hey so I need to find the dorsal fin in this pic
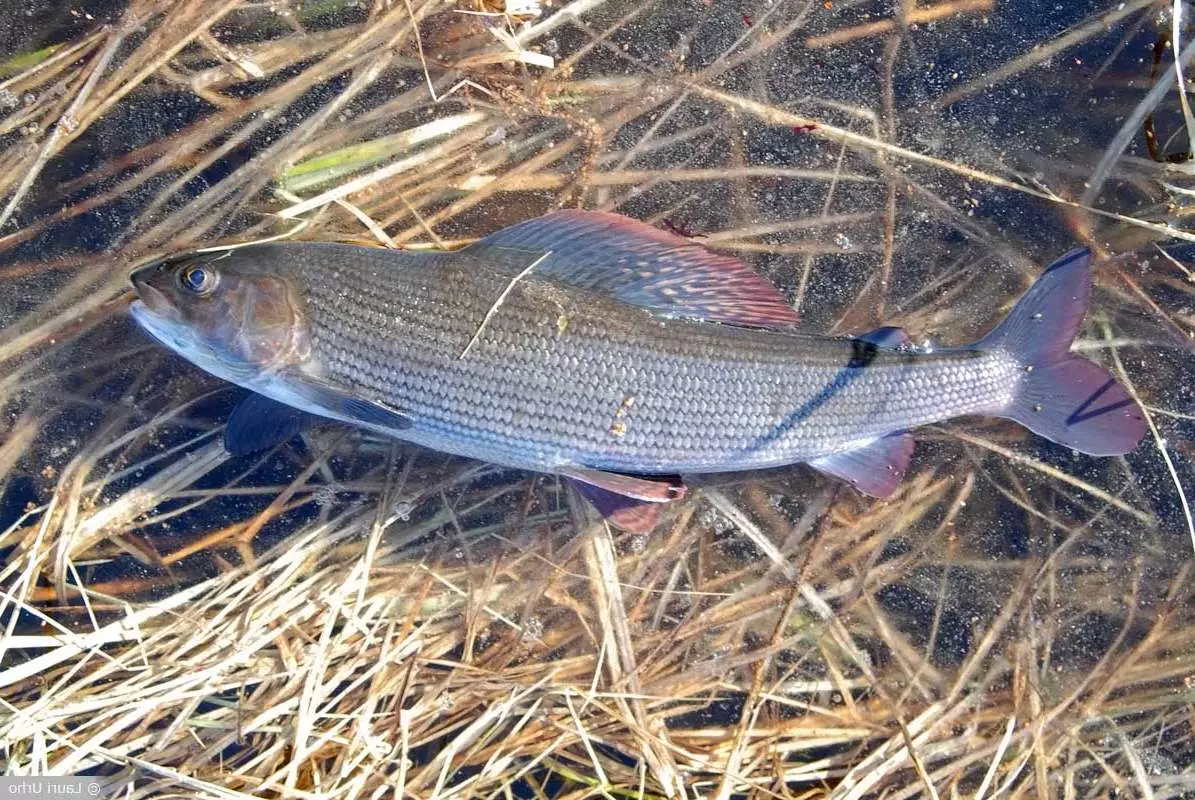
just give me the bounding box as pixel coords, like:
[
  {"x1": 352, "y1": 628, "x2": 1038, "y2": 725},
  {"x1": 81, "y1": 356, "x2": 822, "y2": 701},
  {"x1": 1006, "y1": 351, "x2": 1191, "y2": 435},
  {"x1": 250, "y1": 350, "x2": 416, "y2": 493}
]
[{"x1": 466, "y1": 210, "x2": 800, "y2": 328}]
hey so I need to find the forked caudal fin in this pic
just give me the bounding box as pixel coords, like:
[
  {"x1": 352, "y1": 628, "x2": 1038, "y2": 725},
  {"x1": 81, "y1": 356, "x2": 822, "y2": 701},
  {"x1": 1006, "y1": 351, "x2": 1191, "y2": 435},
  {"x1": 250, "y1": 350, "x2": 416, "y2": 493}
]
[{"x1": 977, "y1": 248, "x2": 1145, "y2": 456}]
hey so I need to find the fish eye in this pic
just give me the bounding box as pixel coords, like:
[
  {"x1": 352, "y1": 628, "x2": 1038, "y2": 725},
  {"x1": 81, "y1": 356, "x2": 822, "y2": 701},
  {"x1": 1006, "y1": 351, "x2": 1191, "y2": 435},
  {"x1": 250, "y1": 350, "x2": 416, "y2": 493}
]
[{"x1": 178, "y1": 264, "x2": 218, "y2": 295}]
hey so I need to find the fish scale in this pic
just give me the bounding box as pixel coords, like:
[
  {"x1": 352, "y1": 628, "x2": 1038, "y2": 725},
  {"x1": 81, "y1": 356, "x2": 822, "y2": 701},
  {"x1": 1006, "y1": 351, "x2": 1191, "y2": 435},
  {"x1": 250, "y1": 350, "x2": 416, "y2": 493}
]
[{"x1": 284, "y1": 243, "x2": 1017, "y2": 474}]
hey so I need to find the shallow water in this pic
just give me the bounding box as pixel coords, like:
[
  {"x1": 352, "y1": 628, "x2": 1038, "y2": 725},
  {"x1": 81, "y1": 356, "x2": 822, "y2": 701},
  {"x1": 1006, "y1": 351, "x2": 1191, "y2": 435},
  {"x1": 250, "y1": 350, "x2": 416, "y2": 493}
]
[{"x1": 1, "y1": 0, "x2": 1194, "y2": 796}]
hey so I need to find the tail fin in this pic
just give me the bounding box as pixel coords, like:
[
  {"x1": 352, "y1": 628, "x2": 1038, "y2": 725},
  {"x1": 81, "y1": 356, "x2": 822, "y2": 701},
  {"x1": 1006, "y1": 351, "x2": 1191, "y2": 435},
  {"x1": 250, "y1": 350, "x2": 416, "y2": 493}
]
[{"x1": 977, "y1": 248, "x2": 1145, "y2": 456}]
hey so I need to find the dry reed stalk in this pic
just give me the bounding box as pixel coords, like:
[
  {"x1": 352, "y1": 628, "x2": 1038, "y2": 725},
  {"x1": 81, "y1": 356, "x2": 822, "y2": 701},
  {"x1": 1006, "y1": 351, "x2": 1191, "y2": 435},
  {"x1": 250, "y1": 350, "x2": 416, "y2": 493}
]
[{"x1": 805, "y1": 0, "x2": 995, "y2": 49}]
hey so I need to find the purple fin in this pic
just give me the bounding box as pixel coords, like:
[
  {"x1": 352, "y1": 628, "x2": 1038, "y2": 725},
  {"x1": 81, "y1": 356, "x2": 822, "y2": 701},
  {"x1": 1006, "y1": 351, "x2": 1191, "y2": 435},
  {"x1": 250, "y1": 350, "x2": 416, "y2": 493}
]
[
  {"x1": 857, "y1": 326, "x2": 911, "y2": 349},
  {"x1": 566, "y1": 478, "x2": 666, "y2": 532},
  {"x1": 557, "y1": 465, "x2": 685, "y2": 502},
  {"x1": 809, "y1": 432, "x2": 914, "y2": 498},
  {"x1": 976, "y1": 248, "x2": 1146, "y2": 455},
  {"x1": 1002, "y1": 358, "x2": 1145, "y2": 456},
  {"x1": 468, "y1": 210, "x2": 800, "y2": 328},
  {"x1": 225, "y1": 393, "x2": 305, "y2": 455},
  {"x1": 977, "y1": 248, "x2": 1092, "y2": 361}
]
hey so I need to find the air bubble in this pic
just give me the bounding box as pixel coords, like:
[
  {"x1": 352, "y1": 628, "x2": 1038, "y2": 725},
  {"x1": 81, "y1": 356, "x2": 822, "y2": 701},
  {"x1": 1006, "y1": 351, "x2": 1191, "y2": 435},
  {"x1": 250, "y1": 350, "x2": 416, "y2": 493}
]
[
  {"x1": 313, "y1": 485, "x2": 338, "y2": 509},
  {"x1": 484, "y1": 126, "x2": 507, "y2": 146},
  {"x1": 520, "y1": 616, "x2": 544, "y2": 644}
]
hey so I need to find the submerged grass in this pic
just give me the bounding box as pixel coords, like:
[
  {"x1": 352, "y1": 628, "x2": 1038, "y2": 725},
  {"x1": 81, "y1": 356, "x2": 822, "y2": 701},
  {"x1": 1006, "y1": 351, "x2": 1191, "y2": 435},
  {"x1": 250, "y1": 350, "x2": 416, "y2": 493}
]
[{"x1": 1, "y1": 0, "x2": 1194, "y2": 796}]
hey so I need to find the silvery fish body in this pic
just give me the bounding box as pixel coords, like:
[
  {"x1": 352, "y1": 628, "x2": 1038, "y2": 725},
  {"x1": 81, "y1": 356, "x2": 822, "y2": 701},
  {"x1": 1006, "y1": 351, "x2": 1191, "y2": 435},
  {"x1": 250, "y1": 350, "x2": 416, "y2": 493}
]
[
  {"x1": 296, "y1": 246, "x2": 1007, "y2": 473},
  {"x1": 129, "y1": 210, "x2": 1145, "y2": 517}
]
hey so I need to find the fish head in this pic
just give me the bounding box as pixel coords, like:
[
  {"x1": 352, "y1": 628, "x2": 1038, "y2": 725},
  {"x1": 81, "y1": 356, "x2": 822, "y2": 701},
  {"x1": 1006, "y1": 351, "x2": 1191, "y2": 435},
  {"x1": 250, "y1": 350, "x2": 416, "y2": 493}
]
[{"x1": 129, "y1": 247, "x2": 311, "y2": 382}]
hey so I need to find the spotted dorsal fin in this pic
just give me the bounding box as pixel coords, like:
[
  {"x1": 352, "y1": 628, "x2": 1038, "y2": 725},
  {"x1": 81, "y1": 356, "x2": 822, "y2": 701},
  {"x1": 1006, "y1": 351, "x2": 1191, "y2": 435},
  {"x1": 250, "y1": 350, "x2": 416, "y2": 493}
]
[{"x1": 465, "y1": 210, "x2": 800, "y2": 328}]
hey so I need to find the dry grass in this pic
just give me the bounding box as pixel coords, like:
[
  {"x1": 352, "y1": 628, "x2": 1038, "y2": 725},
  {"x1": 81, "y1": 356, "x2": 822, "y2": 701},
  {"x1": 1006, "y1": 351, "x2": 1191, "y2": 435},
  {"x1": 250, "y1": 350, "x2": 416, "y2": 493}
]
[{"x1": 1, "y1": 0, "x2": 1194, "y2": 797}]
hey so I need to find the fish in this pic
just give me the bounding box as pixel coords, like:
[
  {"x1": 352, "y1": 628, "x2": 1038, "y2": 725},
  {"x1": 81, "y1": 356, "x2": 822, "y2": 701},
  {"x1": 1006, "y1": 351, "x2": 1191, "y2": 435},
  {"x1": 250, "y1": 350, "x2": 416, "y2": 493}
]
[{"x1": 128, "y1": 210, "x2": 1146, "y2": 529}]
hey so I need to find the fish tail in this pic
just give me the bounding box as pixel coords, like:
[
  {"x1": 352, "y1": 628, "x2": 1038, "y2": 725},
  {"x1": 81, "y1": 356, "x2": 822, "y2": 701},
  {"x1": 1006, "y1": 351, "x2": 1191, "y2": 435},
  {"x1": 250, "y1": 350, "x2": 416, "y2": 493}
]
[{"x1": 976, "y1": 248, "x2": 1145, "y2": 456}]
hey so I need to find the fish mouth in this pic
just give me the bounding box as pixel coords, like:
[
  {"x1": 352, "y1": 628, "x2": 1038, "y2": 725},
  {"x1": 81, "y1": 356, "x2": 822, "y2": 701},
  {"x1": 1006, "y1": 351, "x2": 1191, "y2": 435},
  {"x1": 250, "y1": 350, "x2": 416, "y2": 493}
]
[
  {"x1": 129, "y1": 272, "x2": 175, "y2": 317},
  {"x1": 128, "y1": 266, "x2": 188, "y2": 351}
]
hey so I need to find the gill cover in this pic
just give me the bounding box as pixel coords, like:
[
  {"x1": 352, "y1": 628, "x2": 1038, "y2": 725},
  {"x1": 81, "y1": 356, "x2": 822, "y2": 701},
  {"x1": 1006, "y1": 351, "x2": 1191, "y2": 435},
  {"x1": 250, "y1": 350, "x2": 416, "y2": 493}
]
[
  {"x1": 130, "y1": 246, "x2": 415, "y2": 456},
  {"x1": 129, "y1": 249, "x2": 312, "y2": 377}
]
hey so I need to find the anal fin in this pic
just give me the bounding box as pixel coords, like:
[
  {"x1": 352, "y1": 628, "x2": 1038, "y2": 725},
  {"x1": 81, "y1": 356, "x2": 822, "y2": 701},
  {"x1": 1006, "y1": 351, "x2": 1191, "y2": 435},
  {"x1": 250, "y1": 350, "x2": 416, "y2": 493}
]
[{"x1": 809, "y1": 432, "x2": 914, "y2": 498}]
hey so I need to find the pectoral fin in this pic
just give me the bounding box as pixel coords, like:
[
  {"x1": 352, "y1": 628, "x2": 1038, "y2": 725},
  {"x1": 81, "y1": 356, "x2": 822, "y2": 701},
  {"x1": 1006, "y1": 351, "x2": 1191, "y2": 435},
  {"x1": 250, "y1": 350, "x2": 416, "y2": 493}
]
[
  {"x1": 224, "y1": 393, "x2": 305, "y2": 455},
  {"x1": 284, "y1": 372, "x2": 414, "y2": 433},
  {"x1": 809, "y1": 432, "x2": 914, "y2": 498}
]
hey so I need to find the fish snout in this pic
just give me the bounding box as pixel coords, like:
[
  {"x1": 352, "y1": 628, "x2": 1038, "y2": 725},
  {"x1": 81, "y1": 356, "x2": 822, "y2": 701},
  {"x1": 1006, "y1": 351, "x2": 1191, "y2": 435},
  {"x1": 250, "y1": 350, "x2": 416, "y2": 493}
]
[
  {"x1": 129, "y1": 256, "x2": 181, "y2": 316},
  {"x1": 130, "y1": 275, "x2": 176, "y2": 318}
]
